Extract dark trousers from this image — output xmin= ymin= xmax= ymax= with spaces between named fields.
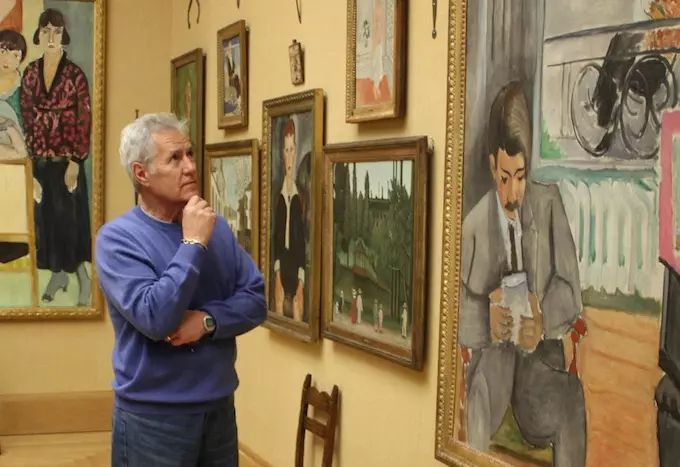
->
xmin=111 ymin=395 xmax=238 ymax=467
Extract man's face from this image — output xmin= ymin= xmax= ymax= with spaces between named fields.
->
xmin=490 ymin=148 xmax=526 ymax=220
xmin=136 ymin=129 xmax=198 ymax=203
xmin=283 ymin=134 xmax=296 ymax=177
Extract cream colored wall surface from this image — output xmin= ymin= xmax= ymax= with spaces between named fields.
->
xmin=0 ymin=0 xmax=171 ymax=394
xmin=171 ymin=1 xmax=448 ymax=465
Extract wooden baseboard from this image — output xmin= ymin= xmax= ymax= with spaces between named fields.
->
xmin=0 ymin=391 xmax=113 ymax=436
xmin=239 ymin=442 xmax=274 ymax=467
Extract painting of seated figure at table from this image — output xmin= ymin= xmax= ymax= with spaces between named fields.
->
xmin=0 ymin=1 xmax=105 ymax=319
xmin=434 ymin=1 xmax=680 ymax=467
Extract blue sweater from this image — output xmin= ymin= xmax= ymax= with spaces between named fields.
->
xmin=95 ymin=206 xmax=266 ymax=414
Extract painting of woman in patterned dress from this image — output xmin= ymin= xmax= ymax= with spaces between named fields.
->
xmin=20 ymin=8 xmax=92 ymax=306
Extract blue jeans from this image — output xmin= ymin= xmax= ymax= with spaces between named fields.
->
xmin=111 ymin=395 xmax=238 ymax=467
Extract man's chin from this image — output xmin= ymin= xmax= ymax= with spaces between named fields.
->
xmin=180 ymin=184 xmax=199 ymax=200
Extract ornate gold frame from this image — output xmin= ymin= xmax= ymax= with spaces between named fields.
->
xmin=321 ymin=136 xmax=430 ymax=370
xmin=345 ymin=0 xmax=406 ymax=123
xmin=203 ymin=139 xmax=260 ymax=266
xmin=216 ymin=20 xmax=248 ymax=130
xmin=0 ymin=0 xmax=106 ymax=321
xmin=434 ymin=0 xmax=522 ymax=465
xmin=260 ymin=89 xmax=325 ymax=343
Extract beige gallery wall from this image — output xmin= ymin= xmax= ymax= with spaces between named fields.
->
xmin=0 ymin=0 xmax=452 ymax=465
xmin=170 ymin=0 xmax=449 ymax=465
xmin=0 ymin=0 xmax=171 ymax=394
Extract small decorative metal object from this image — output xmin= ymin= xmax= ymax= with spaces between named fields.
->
xmin=296 ymin=0 xmax=302 ymax=23
xmin=237 ymin=0 xmax=240 ymax=8
xmin=187 ymin=0 xmax=201 ymax=29
xmin=432 ymin=0 xmax=437 ymax=38
xmin=289 ymin=39 xmax=304 ymax=85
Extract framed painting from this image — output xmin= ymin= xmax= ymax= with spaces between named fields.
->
xmin=171 ymin=48 xmax=205 ymax=192
xmin=261 ymin=88 xmax=325 ymax=343
xmin=0 ymin=0 xmax=106 ymax=320
xmin=435 ymin=1 xmax=680 ymax=466
xmin=322 ymin=136 xmax=430 ymax=370
xmin=216 ymin=20 xmax=248 ymax=129
xmin=345 ymin=0 xmax=406 ymax=123
xmin=204 ymin=139 xmax=259 ymax=264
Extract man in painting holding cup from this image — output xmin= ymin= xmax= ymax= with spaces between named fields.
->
xmin=458 ymin=81 xmax=587 ymax=466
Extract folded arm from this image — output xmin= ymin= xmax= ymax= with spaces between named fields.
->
xmin=201 ymin=229 xmax=267 ymax=339
xmin=95 ymin=224 xmax=206 ymax=341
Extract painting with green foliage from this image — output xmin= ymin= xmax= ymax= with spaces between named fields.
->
xmin=329 ymin=160 xmax=414 ymax=348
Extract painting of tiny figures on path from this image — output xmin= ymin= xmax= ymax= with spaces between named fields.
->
xmin=323 ymin=136 xmax=429 ymax=369
xmin=435 ymin=1 xmax=680 ymax=467
xmin=330 ymin=161 xmax=414 ymax=349
xmin=0 ymin=0 xmax=105 ymax=319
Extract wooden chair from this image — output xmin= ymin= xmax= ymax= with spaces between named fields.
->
xmin=295 ymin=374 xmax=339 ymax=467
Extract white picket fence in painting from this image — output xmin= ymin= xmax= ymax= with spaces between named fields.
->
xmin=556 ymin=178 xmax=663 ymax=300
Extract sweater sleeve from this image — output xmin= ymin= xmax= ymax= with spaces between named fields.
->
xmin=201 ymin=224 xmax=267 ymax=339
xmin=95 ymin=223 xmax=206 ymax=341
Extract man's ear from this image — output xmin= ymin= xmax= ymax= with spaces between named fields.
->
xmin=132 ymin=161 xmax=150 ymax=188
xmin=488 ymin=153 xmax=496 ymax=176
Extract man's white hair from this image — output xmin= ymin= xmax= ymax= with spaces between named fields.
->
xmin=119 ymin=112 xmax=188 ymax=189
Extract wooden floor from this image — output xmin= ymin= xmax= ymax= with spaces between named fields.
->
xmin=0 ymin=432 xmax=111 ymax=467
xmin=0 ymin=433 xmax=269 ymax=467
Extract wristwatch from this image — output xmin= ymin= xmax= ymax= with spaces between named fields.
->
xmin=203 ymin=314 xmax=216 ymax=334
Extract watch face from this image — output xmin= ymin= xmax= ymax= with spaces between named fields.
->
xmin=205 ymin=316 xmax=216 ymax=329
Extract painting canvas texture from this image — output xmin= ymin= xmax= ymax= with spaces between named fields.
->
xmin=222 ymin=35 xmax=241 ymax=118
xmin=208 ymin=155 xmax=253 ymax=254
xmin=437 ymin=1 xmax=680 ymax=466
xmin=330 ymin=160 xmax=414 ymax=347
xmin=355 ymin=0 xmax=395 ymax=108
xmin=268 ymin=112 xmax=313 ymax=324
xmin=0 ymin=0 xmax=101 ymax=314
xmin=174 ymin=62 xmax=199 ymax=148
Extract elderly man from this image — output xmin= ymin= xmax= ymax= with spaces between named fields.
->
xmin=95 ymin=112 xmax=266 ymax=466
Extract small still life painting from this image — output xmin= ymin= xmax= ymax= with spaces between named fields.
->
xmin=204 ymin=139 xmax=259 ymax=264
xmin=261 ymin=89 xmax=324 ymax=343
xmin=346 ymin=0 xmax=405 ymax=123
xmin=171 ymin=47 xmax=205 ymax=191
xmin=0 ymin=0 xmax=105 ymax=319
xmin=217 ymin=20 xmax=248 ymax=129
xmin=322 ymin=137 xmax=429 ymax=369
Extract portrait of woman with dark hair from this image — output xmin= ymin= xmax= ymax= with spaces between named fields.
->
xmin=0 ymin=28 xmax=28 ymax=161
xmin=19 ymin=8 xmax=93 ymax=306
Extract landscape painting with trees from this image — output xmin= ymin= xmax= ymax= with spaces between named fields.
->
xmin=322 ymin=137 xmax=429 ymax=369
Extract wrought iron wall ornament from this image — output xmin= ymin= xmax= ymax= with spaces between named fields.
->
xmin=432 ymin=0 xmax=437 ymax=38
xmin=187 ymin=0 xmax=200 ymax=29
xmin=237 ymin=0 xmax=240 ymax=8
xmin=296 ymin=0 xmax=302 ymax=23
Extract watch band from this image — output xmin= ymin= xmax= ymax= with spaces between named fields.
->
xmin=182 ymin=238 xmax=206 ymax=249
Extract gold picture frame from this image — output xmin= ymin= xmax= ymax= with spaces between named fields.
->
xmin=216 ymin=20 xmax=248 ymax=129
xmin=345 ymin=0 xmax=406 ymax=123
xmin=0 ymin=0 xmax=106 ymax=320
xmin=322 ymin=136 xmax=430 ymax=370
xmin=204 ymin=139 xmax=260 ymax=266
xmin=171 ymin=48 xmax=206 ymax=193
xmin=260 ymin=89 xmax=325 ymax=343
